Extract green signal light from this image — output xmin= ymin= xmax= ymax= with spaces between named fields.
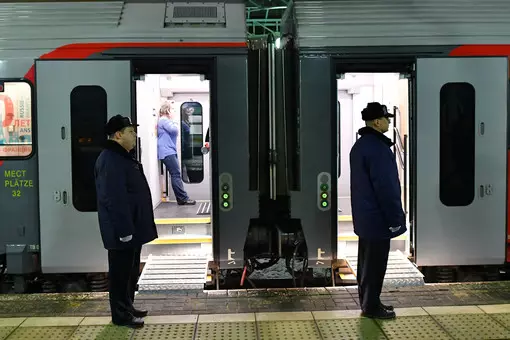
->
xmin=223 ymin=201 xmax=229 ymax=208
xmin=321 ymin=201 xmax=328 ymax=207
xmin=321 ymin=193 xmax=328 ymax=199
xmin=320 ymin=184 xmax=329 ymax=191
xmin=222 ymin=193 xmax=229 ymax=200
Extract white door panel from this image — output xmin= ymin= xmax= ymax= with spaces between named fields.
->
xmin=36 ymin=59 xmax=132 ymax=273
xmin=165 ymin=93 xmax=210 ymax=201
xmin=415 ymin=57 xmax=508 ymax=266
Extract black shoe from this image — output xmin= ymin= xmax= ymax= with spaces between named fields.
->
xmin=361 ymin=308 xmax=396 ymax=320
xmin=177 ymin=199 xmax=196 ymax=206
xmin=132 ymin=308 xmax=148 ymax=318
xmin=112 ymin=316 xmax=144 ymax=328
xmin=381 ymin=303 xmax=394 ymax=311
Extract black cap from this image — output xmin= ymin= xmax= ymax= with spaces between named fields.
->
xmin=361 ymin=102 xmax=394 ymax=121
xmin=105 ymin=115 xmax=137 ymax=135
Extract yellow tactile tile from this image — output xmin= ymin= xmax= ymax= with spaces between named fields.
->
xmin=478 ymin=304 xmax=510 ymax=314
xmin=423 ymin=305 xmax=484 ymax=315
xmin=394 ymin=307 xmax=429 ymax=316
xmin=198 ymin=313 xmax=255 ymax=323
xmin=79 ymin=316 xmax=111 ymax=325
xmin=256 ymin=311 xmax=313 ymax=321
xmin=0 ymin=317 xmax=25 ymax=327
xmin=313 ymin=310 xmax=362 ymax=320
xmin=145 ymin=315 xmax=198 ymax=324
xmin=20 ymin=316 xmax=84 ymax=327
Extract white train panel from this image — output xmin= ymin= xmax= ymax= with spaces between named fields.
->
xmin=415 ymin=57 xmax=508 ymax=266
xmin=36 ymin=60 xmax=132 ymax=273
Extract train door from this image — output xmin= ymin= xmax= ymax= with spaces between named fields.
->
xmin=35 ymin=59 xmax=132 ymax=273
xmin=170 ymin=92 xmax=210 ymax=203
xmin=415 ymin=57 xmax=508 ymax=267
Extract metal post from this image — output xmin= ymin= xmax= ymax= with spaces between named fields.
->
xmin=268 ymin=35 xmax=277 ymax=200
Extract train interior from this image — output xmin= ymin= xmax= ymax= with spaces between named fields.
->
xmin=336 ymin=72 xmax=410 ymax=257
xmin=135 ymin=74 xmax=212 ymax=261
xmin=333 ymin=72 xmax=415 ymax=285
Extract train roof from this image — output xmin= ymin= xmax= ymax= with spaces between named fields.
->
xmin=283 ymin=0 xmax=510 ymax=48
xmin=0 ymin=1 xmax=246 ymax=52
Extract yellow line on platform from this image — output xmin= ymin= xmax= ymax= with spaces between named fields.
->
xmin=155 ymin=215 xmax=353 ymax=225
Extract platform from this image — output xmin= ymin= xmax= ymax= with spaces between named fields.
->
xmin=2 ymin=297 xmax=510 ymax=339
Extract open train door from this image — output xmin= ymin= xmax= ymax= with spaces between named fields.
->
xmin=35 ymin=59 xmax=133 ymax=273
xmin=415 ymin=57 xmax=508 ymax=267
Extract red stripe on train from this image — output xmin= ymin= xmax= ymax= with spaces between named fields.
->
xmin=23 ymin=41 xmax=247 ymax=83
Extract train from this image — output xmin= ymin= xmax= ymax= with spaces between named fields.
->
xmin=1 ymin=0 xmax=510 ymax=293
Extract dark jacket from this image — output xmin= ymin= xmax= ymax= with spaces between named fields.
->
xmin=94 ymin=140 xmax=158 ymax=249
xmin=350 ymin=127 xmax=406 ymax=239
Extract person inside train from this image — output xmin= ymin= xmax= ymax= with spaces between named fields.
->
xmin=205 ymin=127 xmax=210 ymax=149
xmin=157 ymin=102 xmax=196 ymax=206
xmin=349 ymin=102 xmax=406 ymax=320
xmin=94 ymin=115 xmax=159 ymax=329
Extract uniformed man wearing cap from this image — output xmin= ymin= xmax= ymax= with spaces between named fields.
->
xmin=349 ymin=102 xmax=407 ymax=319
xmin=94 ymin=115 xmax=158 ymax=328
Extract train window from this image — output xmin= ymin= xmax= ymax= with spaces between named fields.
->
xmin=70 ymin=85 xmax=108 ymax=212
xmin=180 ymin=101 xmax=204 ymax=184
xmin=439 ymin=82 xmax=475 ymax=207
xmin=0 ymin=81 xmax=33 ymax=158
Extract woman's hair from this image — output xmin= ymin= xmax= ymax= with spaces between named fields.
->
xmin=182 ymin=106 xmax=194 ymax=124
xmin=159 ymin=102 xmax=172 ymax=117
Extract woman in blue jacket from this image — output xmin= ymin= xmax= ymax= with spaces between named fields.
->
xmin=157 ymin=102 xmax=195 ymax=206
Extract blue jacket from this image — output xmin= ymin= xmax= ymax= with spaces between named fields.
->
xmin=94 ymin=140 xmax=158 ymax=249
xmin=157 ymin=117 xmax=178 ymax=160
xmin=349 ymin=127 xmax=406 ymax=239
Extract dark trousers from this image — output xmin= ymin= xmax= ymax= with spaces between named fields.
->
xmin=107 ymin=246 xmax=141 ymax=322
xmin=357 ymin=237 xmax=390 ymax=312
xmin=162 ymin=154 xmax=189 ymax=202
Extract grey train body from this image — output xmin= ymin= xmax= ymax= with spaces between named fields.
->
xmin=1 ymin=0 xmax=510 ymax=292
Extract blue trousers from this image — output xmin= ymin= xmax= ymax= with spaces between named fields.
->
xmin=162 ymin=154 xmax=189 ymax=202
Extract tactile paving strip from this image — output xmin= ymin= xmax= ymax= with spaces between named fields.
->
xmin=376 ymin=316 xmax=452 ymax=340
xmin=489 ymin=313 xmax=510 ymax=328
xmin=433 ymin=314 xmax=510 ymax=340
xmin=69 ymin=325 xmax=133 ymax=340
xmin=6 ymin=326 xmax=76 ymax=340
xmin=316 ymin=319 xmax=387 ymax=340
xmin=258 ymin=320 xmax=322 ymax=340
xmin=0 ymin=327 xmax=16 ymax=340
xmin=195 ymin=322 xmax=256 ymax=340
xmin=133 ymin=324 xmax=195 ymax=340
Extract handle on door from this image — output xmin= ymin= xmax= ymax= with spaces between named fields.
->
xmin=61 ymin=127 xmax=66 ymax=140
xmin=62 ymin=190 xmax=68 ymax=205
xmin=479 ymin=185 xmax=485 ymax=198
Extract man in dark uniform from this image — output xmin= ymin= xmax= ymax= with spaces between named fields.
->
xmin=350 ymin=102 xmax=407 ymax=319
xmin=95 ymin=115 xmax=158 ymax=328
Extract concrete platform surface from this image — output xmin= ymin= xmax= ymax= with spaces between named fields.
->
xmin=2 ymin=281 xmax=510 ymax=318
